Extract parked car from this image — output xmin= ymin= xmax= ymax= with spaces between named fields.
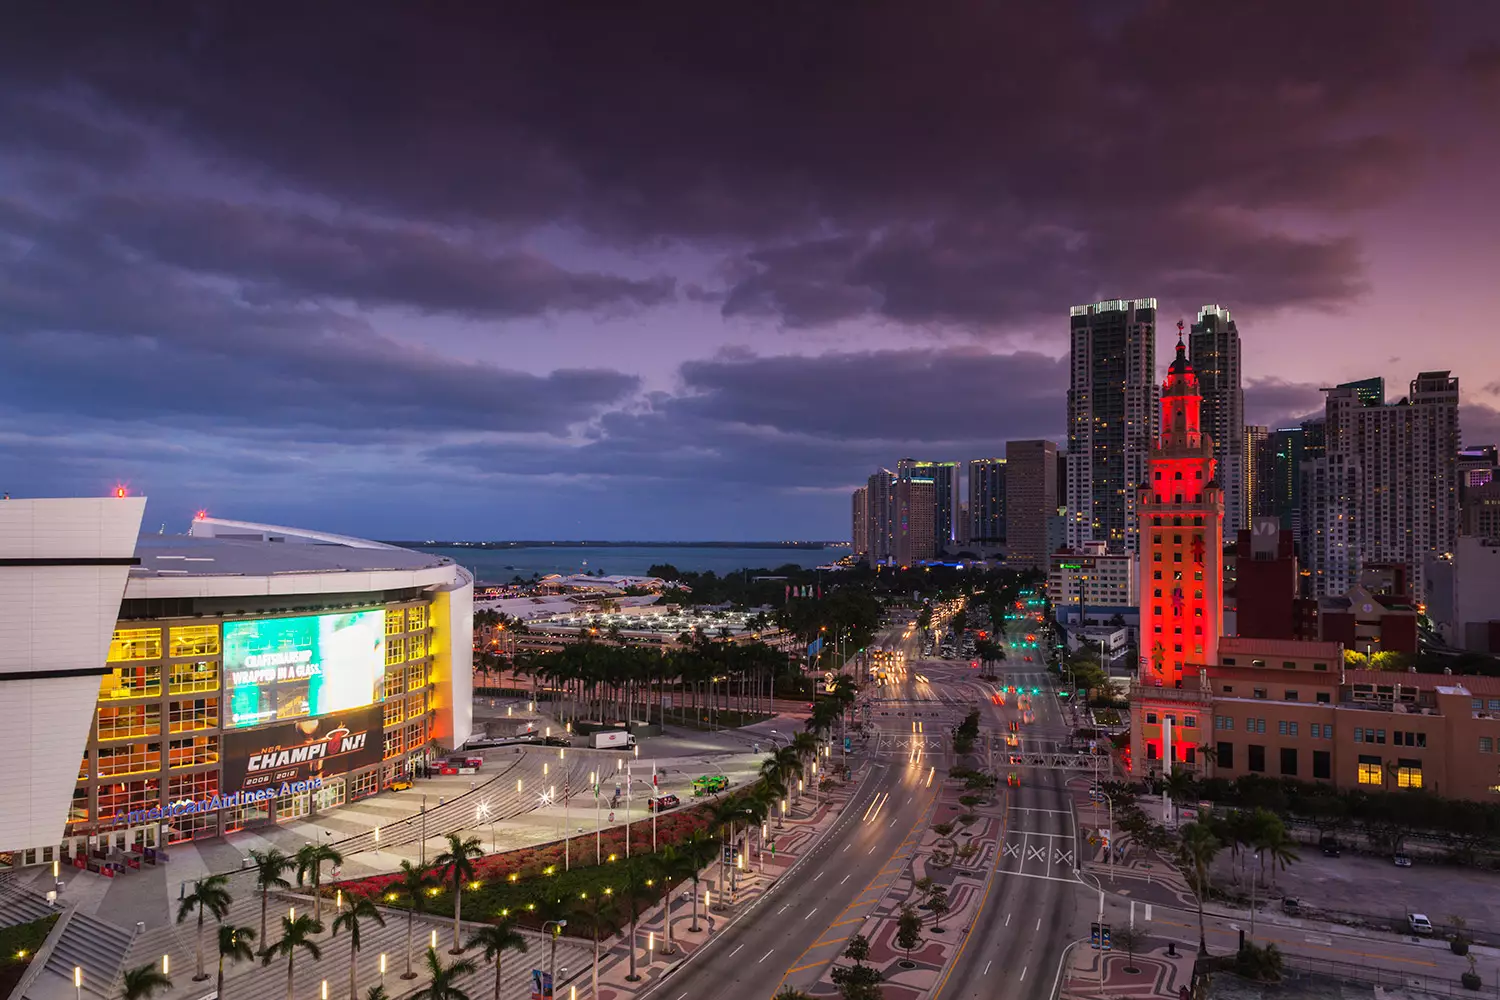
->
xmin=647 ymin=794 xmax=681 ymax=812
xmin=540 ymin=735 xmax=572 ymax=747
xmin=389 ymin=778 xmax=413 ymax=791
xmin=1408 ymin=913 xmax=1434 ymax=935
xmin=1394 ymin=853 xmax=1413 ymax=868
xmin=1282 ymin=897 xmax=1301 ymax=915
xmin=1319 ymin=839 xmax=1342 ymax=857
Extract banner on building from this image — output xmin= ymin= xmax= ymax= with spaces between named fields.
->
xmin=221 ymin=704 xmax=384 ymax=793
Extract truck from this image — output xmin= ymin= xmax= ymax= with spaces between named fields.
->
xmin=590 ymin=729 xmax=636 ymax=750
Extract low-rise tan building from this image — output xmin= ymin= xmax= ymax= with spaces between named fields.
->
xmin=1130 ymin=636 xmax=1500 ymax=801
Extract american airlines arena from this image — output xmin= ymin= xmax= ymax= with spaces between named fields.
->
xmin=0 ymin=498 xmax=472 ymax=869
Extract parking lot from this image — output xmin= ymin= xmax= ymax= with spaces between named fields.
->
xmin=1214 ymin=845 xmax=1500 ymax=936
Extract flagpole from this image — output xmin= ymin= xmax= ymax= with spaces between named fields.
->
xmin=625 ymin=760 xmax=632 ymax=859
xmin=564 ymin=778 xmax=570 ymax=872
xmin=593 ymin=770 xmax=601 ymax=865
xmin=652 ymin=764 xmax=658 ymax=853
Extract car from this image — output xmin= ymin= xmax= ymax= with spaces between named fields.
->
xmin=1319 ymin=839 xmax=1341 ymax=858
xmin=540 ymin=735 xmax=572 ymax=747
xmin=389 ymin=778 xmax=413 ymax=791
xmin=1006 ymin=772 xmax=1021 ymax=787
xmin=647 ymin=794 xmax=681 ymax=812
xmin=1282 ymin=896 xmax=1301 ymax=915
xmin=1394 ymin=853 xmax=1413 ymax=868
xmin=1408 ymin=913 xmax=1433 ymax=935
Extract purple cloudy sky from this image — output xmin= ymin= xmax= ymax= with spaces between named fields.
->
xmin=2 ymin=3 xmax=1499 ymax=539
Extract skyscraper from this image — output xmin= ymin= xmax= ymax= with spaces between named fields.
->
xmin=894 ymin=476 xmax=937 ymax=567
xmin=1244 ymin=424 xmax=1268 ymax=523
xmin=851 ymin=486 xmax=869 ymax=557
xmin=864 ymin=469 xmax=896 ymax=567
xmin=897 ymin=459 xmax=959 ymax=552
xmin=1005 ymin=439 xmax=1057 ymax=570
xmin=1189 ymin=305 xmax=1245 ymax=536
xmin=1301 ymin=372 xmax=1460 ymax=600
xmin=1067 ymin=297 xmax=1159 ymax=555
xmin=1136 ymin=327 xmax=1225 ymax=689
xmin=967 ymin=458 xmax=1006 ymax=544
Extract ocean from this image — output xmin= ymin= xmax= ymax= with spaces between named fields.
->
xmin=411 ymin=544 xmax=838 ymax=584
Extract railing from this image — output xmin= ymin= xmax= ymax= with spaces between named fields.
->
xmin=1129 ymin=683 xmax=1211 ymax=704
xmin=1280 ymin=953 xmax=1474 ymax=997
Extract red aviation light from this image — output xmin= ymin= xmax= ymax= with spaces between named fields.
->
xmin=195 ymin=509 xmax=209 ymax=520
xmin=114 ymin=485 xmax=128 ymax=498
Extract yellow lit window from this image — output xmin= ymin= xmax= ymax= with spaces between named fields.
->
xmin=409 ymin=632 xmax=427 ymax=659
xmin=97 ymin=742 xmax=162 ymax=777
xmin=407 ymin=606 xmax=428 ymax=631
xmin=169 ymin=736 xmax=220 ymax=769
xmin=100 ymin=663 xmax=162 ymax=699
xmin=168 ymin=698 xmax=219 ymax=733
xmin=169 ymin=624 xmax=221 ymax=658
xmin=383 ymin=729 xmax=401 ymax=759
xmin=1396 ymin=765 xmax=1423 ymax=789
xmin=383 ymin=669 xmax=405 ymax=700
xmin=78 ymin=754 xmax=90 ymax=781
xmin=108 ymin=628 xmax=162 ymax=662
xmin=410 ymin=690 xmax=428 ymax=717
xmin=407 ymin=662 xmax=427 ymax=691
xmin=384 ymin=700 xmax=405 ymax=727
xmin=386 ymin=637 xmax=406 ymax=666
xmin=1357 ymin=761 xmax=1383 ymax=785
xmin=169 ymin=660 xmax=219 ymax=693
xmin=98 ymin=704 xmax=161 ymax=740
xmin=386 ymin=609 xmax=405 ymax=635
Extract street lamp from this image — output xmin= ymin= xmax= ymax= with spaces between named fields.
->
xmin=544 ymin=920 xmax=568 ymax=1000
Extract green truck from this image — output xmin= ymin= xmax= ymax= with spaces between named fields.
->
xmin=692 ymin=775 xmax=729 ymax=796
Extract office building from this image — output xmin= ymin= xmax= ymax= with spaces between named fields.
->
xmin=1048 ymin=541 xmax=1137 ymax=608
xmin=1190 ymin=305 xmax=1246 ymax=534
xmin=1338 ymin=376 xmax=1386 ymax=407
xmin=1244 ymin=425 xmax=1268 ymax=522
xmin=1067 ymin=297 xmax=1159 ymax=555
xmin=894 ymin=477 xmax=937 ymax=567
xmin=1458 ymin=446 xmax=1499 ymax=504
xmin=1234 ymin=520 xmax=1301 ymax=641
xmin=1005 ymin=439 xmax=1057 ymax=570
xmin=2 ymin=501 xmax=473 ymax=866
xmin=956 ymin=502 xmax=971 ymax=547
xmin=1448 ymin=536 xmax=1500 ymax=652
xmin=1135 ymin=330 xmax=1225 ymax=690
xmin=864 ymin=469 xmax=896 ymax=566
xmin=851 ymin=486 xmax=869 ymax=557
xmin=967 ymin=458 xmax=1006 ymax=544
xmin=1463 ymin=480 xmax=1500 ymax=539
xmin=898 ymin=459 xmax=959 ymax=552
xmin=1302 ymin=372 xmax=1460 ymax=601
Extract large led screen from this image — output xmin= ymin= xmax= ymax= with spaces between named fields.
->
xmin=224 ymin=611 xmax=387 ymax=729
xmin=222 ymin=705 xmax=384 ymax=791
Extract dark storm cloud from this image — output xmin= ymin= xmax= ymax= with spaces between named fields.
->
xmin=1244 ymin=378 xmax=1327 ymax=428
xmin=86 ymin=196 xmax=676 ymax=319
xmin=2 ymin=2 xmax=1489 ymax=329
xmin=432 ymin=347 xmax=1069 ymax=489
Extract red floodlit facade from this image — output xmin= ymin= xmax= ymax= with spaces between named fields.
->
xmin=1132 ymin=325 xmax=1225 ymax=767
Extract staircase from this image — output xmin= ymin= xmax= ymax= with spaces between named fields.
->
xmin=0 ymin=876 xmax=58 ymax=929
xmin=39 ymin=911 xmax=135 ymax=997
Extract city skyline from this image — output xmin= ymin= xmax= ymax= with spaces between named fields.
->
xmin=2 ymin=6 xmax=1500 ymax=539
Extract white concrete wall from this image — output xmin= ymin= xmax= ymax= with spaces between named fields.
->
xmin=433 ymin=568 xmax=475 ymax=749
xmin=0 ymin=497 xmax=145 ymax=853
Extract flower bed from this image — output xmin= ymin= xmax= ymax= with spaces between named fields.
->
xmin=331 ymin=794 xmax=742 ymax=937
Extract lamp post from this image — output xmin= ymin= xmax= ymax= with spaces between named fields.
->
xmin=73 ymin=966 xmax=81 ymax=1000
xmin=543 ymin=920 xmax=567 ymax=1000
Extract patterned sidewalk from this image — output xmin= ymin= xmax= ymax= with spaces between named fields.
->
xmin=1061 ymin=940 xmax=1197 ymax=1000
xmin=1065 ymin=775 xmax=1197 ymax=911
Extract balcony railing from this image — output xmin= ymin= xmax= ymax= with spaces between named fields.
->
xmin=1129 ymin=682 xmax=1212 ymax=704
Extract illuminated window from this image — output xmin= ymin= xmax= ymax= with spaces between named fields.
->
xmin=98 ymin=704 xmax=161 ymax=740
xmin=407 ymin=662 xmax=427 ymax=691
xmin=384 ymin=699 xmax=405 ymax=727
xmin=98 ymin=742 xmax=162 ymax=777
xmin=169 ymin=736 xmax=219 ymax=769
xmin=1357 ymin=756 xmax=1383 ymax=785
xmin=100 ymin=663 xmax=162 ymax=699
xmin=1396 ymin=762 xmax=1422 ymax=789
xmin=384 ymin=669 xmax=404 ymax=699
xmin=169 ymin=660 xmax=219 ymax=693
xmin=68 ymin=786 xmax=91 ymax=826
xmin=409 ymin=690 xmax=428 ymax=717
xmin=169 ymin=625 xmax=220 ymax=658
xmin=409 ymin=632 xmax=427 ymax=659
xmin=407 ymin=606 xmax=428 ymax=631
xmin=386 ymin=637 xmax=407 ymax=666
xmin=169 ymin=771 xmax=217 ymax=802
xmin=168 ymin=698 xmax=219 ymax=733
xmin=383 ymin=729 xmax=401 ymax=759
xmin=78 ymin=753 xmax=90 ymax=781
xmin=386 ymin=609 xmax=405 ymax=635
xmin=97 ymin=779 xmax=160 ymax=821
xmin=108 ymin=628 xmax=162 ymax=662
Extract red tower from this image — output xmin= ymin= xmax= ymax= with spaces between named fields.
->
xmin=1137 ymin=323 xmax=1224 ymax=689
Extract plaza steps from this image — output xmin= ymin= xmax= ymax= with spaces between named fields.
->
xmin=0 ymin=875 xmax=57 ymax=929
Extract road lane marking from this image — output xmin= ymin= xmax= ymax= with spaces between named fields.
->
xmin=778 ymin=904 xmax=791 ymax=914
xmin=983 ymin=961 xmax=991 ymax=975
xmin=840 ymin=875 xmax=850 ymax=884
xmin=805 ymin=907 xmax=819 ymax=919
xmin=1019 ymin=965 xmax=1027 ymax=982
xmin=1036 ymin=917 xmax=1041 ymax=931
xmin=785 ymin=961 xmax=824 ymax=974
xmin=813 ymin=872 xmax=823 ymax=881
xmin=729 ymin=944 xmax=744 ymax=957
xmin=843 ymin=844 xmax=850 ymax=852
xmin=1005 ymin=913 xmax=1011 ymax=926
xmin=868 ymin=844 xmax=877 ymax=853
xmin=759 ymin=950 xmax=774 ymax=963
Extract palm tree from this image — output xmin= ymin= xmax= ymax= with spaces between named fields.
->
xmin=121 ymin=963 xmax=172 ymax=1000
xmin=395 ymin=860 xmax=434 ymax=980
xmin=216 ymin=924 xmax=256 ymax=1000
xmin=1163 ymin=766 xmax=1197 ymax=825
xmin=177 ymin=875 xmax=233 ymax=982
xmin=465 ymin=921 xmax=528 ymax=1000
xmin=260 ymin=913 xmax=325 ymax=1000
xmin=618 ymin=861 xmax=659 ymax=982
xmin=411 ymin=947 xmax=477 ymax=1000
xmin=773 ymin=989 xmax=818 ymax=1000
xmin=295 ymin=842 xmax=345 ymax=923
xmin=572 ymin=888 xmax=619 ymax=1000
xmin=706 ymin=797 xmax=746 ymax=903
xmin=681 ymin=831 xmax=716 ymax=932
xmin=334 ymin=894 xmax=388 ymax=1000
xmin=434 ymin=832 xmax=484 ymax=953
xmin=1178 ymin=821 xmax=1222 ymax=955
xmin=366 ymin=988 xmax=392 ymax=1000
xmin=652 ymin=845 xmax=693 ymax=955
xmin=250 ymin=848 xmax=295 ymax=945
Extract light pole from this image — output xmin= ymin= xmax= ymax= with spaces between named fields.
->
xmin=544 ymin=920 xmax=567 ymax=1000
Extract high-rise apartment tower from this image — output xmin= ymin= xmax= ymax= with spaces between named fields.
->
xmin=1067 ymin=298 xmax=1159 ymax=555
xmin=1005 ymin=440 xmax=1057 ymax=570
xmin=1189 ymin=305 xmax=1245 ymax=535
xmin=897 ymin=459 xmax=958 ymax=553
xmin=967 ymin=458 xmax=1007 ymax=544
xmin=851 ymin=486 xmax=869 ymax=557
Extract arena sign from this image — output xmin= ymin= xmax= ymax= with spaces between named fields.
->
xmin=222 ymin=705 xmax=384 ymax=792
xmin=124 ymin=778 xmax=323 ymax=825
